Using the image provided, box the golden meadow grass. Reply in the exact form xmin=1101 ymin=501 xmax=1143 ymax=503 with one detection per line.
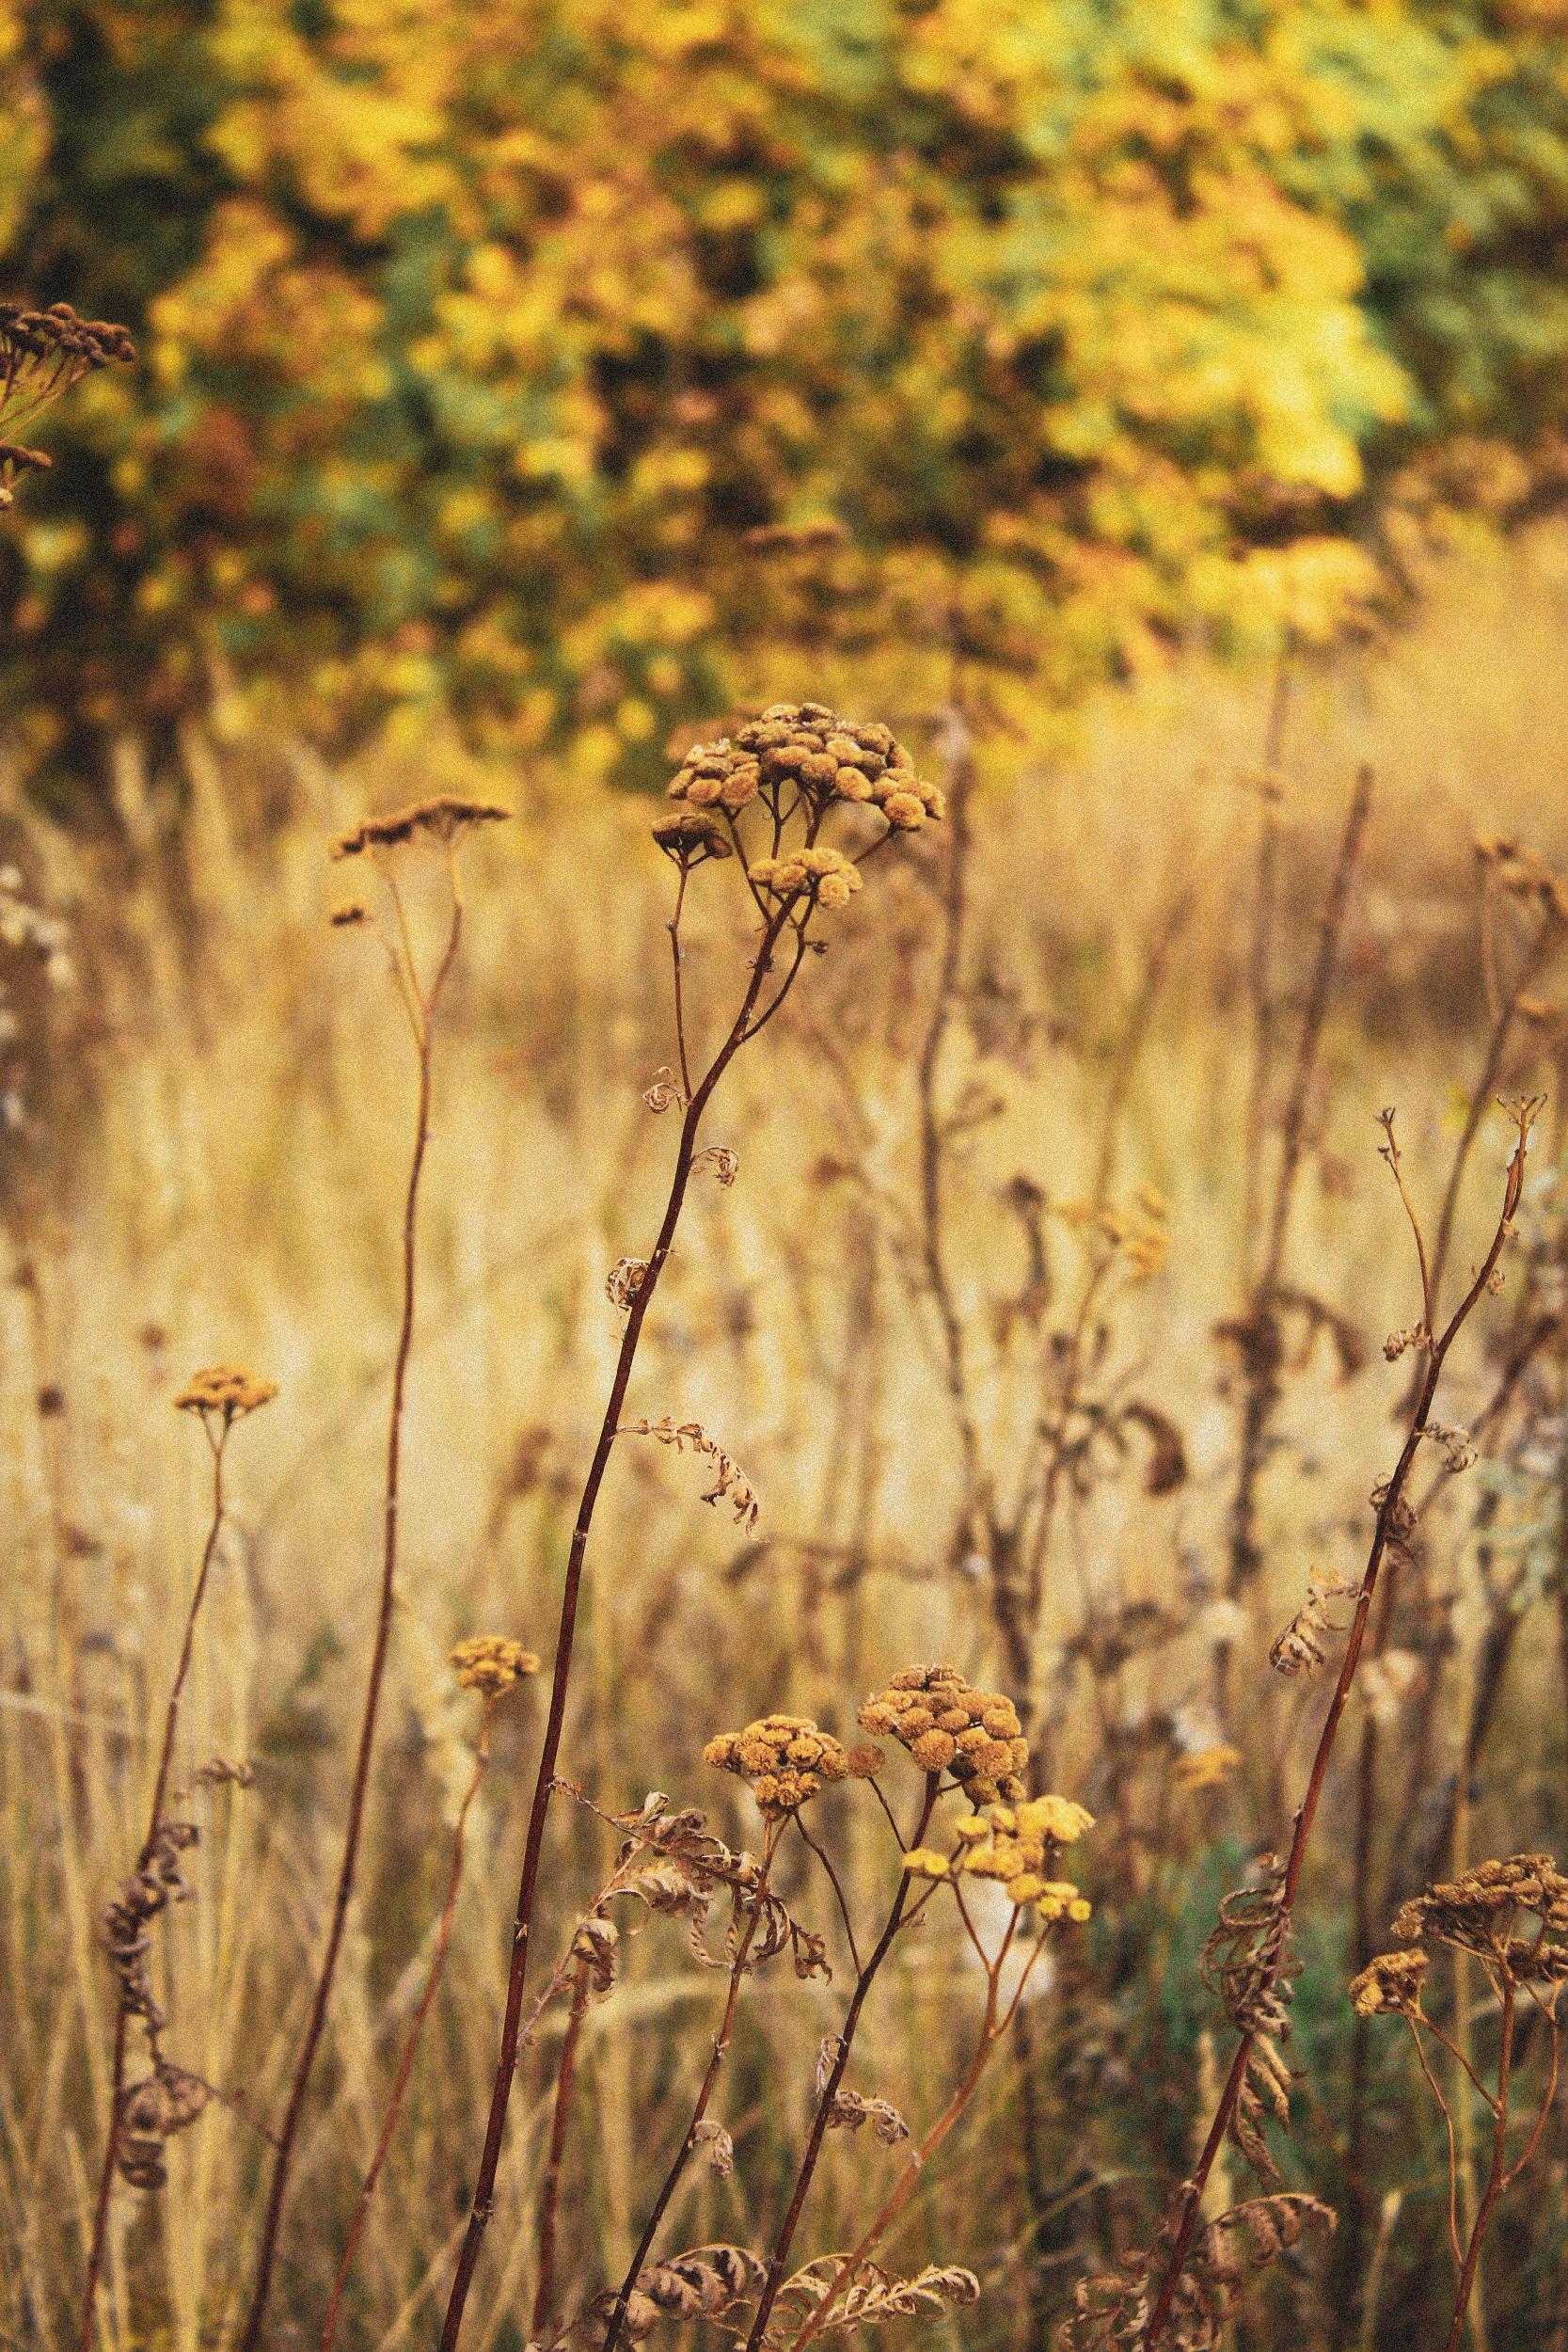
xmin=4 ymin=530 xmax=1568 ymax=2351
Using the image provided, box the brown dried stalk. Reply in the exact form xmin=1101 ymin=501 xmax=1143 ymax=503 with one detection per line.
xmin=1351 ymin=1856 xmax=1567 ymax=2352
xmin=1337 ymin=884 xmax=1561 ymax=2317
xmin=76 ymin=1374 xmax=271 ymax=2352
xmin=776 ymin=1895 xmax=1053 ymax=2352
xmin=737 ymin=1777 xmax=940 ymax=2352
xmin=242 ymin=817 xmax=490 ymax=2346
xmin=531 ymin=1962 xmax=593 ymax=2343
xmin=599 ymin=1814 xmax=786 ymax=2352
xmin=440 ymin=711 xmax=935 ymax=2347
xmin=1225 ymin=766 xmax=1373 ymax=1629
xmin=320 ymin=1699 xmax=499 ymax=2351
xmin=1137 ymin=1097 xmax=1538 ymax=2349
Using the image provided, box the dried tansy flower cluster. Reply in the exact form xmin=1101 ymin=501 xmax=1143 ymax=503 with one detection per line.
xmin=703 ymin=1715 xmax=850 ymax=1814
xmin=1353 ymin=1855 xmax=1568 ymax=2018
xmin=450 ymin=1636 xmax=541 ymax=1697
xmin=651 ymin=808 xmax=733 ymax=866
xmin=330 ymin=795 xmax=510 ymax=861
xmin=1348 ymin=1947 xmax=1430 ymax=2017
xmin=668 ymin=703 xmax=943 ymax=830
xmin=906 ymin=1795 xmax=1095 ymax=1923
xmin=1390 ymin=1854 xmax=1568 ymax=1974
xmin=860 ymin=1664 xmax=1030 ymax=1803
xmin=749 ymin=845 xmax=863 ymax=910
xmin=1 ymin=299 xmax=136 ymax=509
xmin=173 ymin=1366 xmax=278 ymax=1422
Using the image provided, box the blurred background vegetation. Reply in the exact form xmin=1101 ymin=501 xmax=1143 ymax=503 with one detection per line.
xmin=7 ymin=5 xmax=1568 ymax=2350
xmin=7 ymin=0 xmax=1568 ymax=802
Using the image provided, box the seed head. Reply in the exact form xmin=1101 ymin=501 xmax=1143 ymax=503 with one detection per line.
xmin=172 ymin=1366 xmax=278 ymax=1422
xmin=860 ymin=1664 xmax=1030 ymax=1804
xmin=1349 ymin=1948 xmax=1428 ymax=2016
xmin=450 ymin=1635 xmax=541 ymax=1697
xmin=666 ymin=704 xmax=943 ymax=832
xmin=703 ymin=1713 xmax=850 ymax=1814
xmin=749 ymin=846 xmax=863 ymax=911
xmin=330 ymin=796 xmax=510 ymax=860
xmin=651 ymin=808 xmax=734 ymax=866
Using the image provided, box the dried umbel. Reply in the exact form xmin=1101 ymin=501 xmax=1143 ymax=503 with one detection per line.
xmin=652 ymin=808 xmax=734 ymax=866
xmin=172 ymin=1365 xmax=278 ymax=1423
xmin=904 ymin=1794 xmax=1094 ymax=1924
xmin=703 ymin=1715 xmax=850 ymax=1815
xmin=0 ymin=298 xmax=135 ymax=509
xmin=451 ymin=1635 xmax=541 ymax=1697
xmin=1348 ymin=1947 xmax=1429 ymax=2017
xmin=1389 ymin=1852 xmax=1568 ymax=1967
xmin=671 ymin=703 xmax=943 ymax=828
xmin=859 ymin=1664 xmax=1029 ymax=1803
xmin=330 ymin=794 xmax=510 ymax=860
xmin=750 ymin=846 xmax=863 ymax=911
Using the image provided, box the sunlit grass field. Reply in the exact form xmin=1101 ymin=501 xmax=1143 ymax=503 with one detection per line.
xmin=5 ymin=529 xmax=1568 ymax=2349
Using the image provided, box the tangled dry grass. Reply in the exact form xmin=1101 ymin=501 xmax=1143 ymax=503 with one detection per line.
xmin=4 ymin=532 xmax=1568 ymax=2351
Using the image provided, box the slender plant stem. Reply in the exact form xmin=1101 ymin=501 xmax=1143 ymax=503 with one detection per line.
xmin=1443 ymin=1980 xmax=1515 ymax=2352
xmin=668 ymin=866 xmax=694 ymax=1105
xmin=784 ymin=1933 xmax=1047 ymax=2352
xmin=1240 ymin=644 xmax=1292 ymax=1293
xmin=531 ymin=1963 xmax=592 ymax=2344
xmin=438 ymin=904 xmax=790 ymax=2350
xmin=76 ymin=1431 xmax=228 ymax=2352
xmin=241 ymin=884 xmax=463 ymax=2350
xmin=1140 ymin=1103 xmax=1535 ymax=2349
xmin=600 ymin=1820 xmax=783 ymax=2352
xmin=1227 ymin=765 xmax=1373 ymax=1613
xmin=739 ymin=1779 xmax=939 ymax=2352
xmin=321 ymin=1710 xmax=493 ymax=2352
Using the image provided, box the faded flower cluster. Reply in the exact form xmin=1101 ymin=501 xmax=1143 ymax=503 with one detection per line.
xmin=703 ymin=1714 xmax=850 ymax=1814
xmin=860 ymin=1664 xmax=1030 ymax=1804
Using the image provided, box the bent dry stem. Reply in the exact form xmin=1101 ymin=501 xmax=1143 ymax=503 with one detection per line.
xmin=1139 ymin=1098 xmax=1539 ymax=2350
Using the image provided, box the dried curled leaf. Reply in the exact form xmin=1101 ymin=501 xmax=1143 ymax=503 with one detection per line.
xmin=116 ymin=2063 xmax=211 ymax=2191
xmin=644 ymin=1065 xmax=685 ymax=1113
xmin=570 ymin=1914 xmax=620 ymax=1997
xmin=590 ymin=2245 xmax=764 ymax=2342
xmin=186 ymin=1756 xmax=256 ymax=1790
xmin=816 ymin=2037 xmax=910 ymax=2144
xmin=1122 ymin=1399 xmax=1189 ymax=1496
xmin=1268 ymin=1578 xmax=1359 ymax=1677
xmin=1424 ymin=1421 xmax=1476 ymax=1472
xmin=101 ymin=1820 xmax=202 ymax=2033
xmin=768 ymin=2258 xmax=979 ymax=2343
xmin=617 ymin=1415 xmax=760 ymax=1527
xmin=1199 ymin=1858 xmax=1298 ymax=2181
xmin=1061 ymin=2193 xmax=1335 ymax=2349
xmin=691 ymin=2119 xmax=734 ymax=2177
xmin=691 ymin=1144 xmax=739 ymax=1187
xmin=606 ymin=1257 xmax=650 ymax=1312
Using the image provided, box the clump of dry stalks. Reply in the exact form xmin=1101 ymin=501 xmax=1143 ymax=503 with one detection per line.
xmin=20 ymin=461 xmax=1568 ymax=2352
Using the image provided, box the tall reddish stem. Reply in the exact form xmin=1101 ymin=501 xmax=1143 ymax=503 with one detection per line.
xmin=437 ymin=906 xmax=789 ymax=2349
xmin=1140 ymin=1107 xmax=1533 ymax=2348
